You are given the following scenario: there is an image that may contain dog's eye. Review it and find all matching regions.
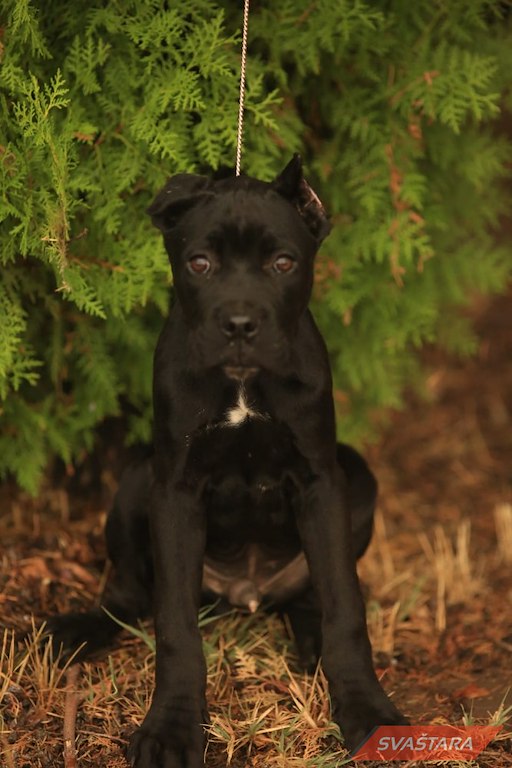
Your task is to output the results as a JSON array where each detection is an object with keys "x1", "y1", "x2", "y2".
[
  {"x1": 187, "y1": 254, "x2": 211, "y2": 275},
  {"x1": 272, "y1": 254, "x2": 296, "y2": 274}
]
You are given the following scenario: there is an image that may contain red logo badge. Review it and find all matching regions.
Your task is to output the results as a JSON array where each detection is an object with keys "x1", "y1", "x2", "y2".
[{"x1": 352, "y1": 725, "x2": 502, "y2": 762}]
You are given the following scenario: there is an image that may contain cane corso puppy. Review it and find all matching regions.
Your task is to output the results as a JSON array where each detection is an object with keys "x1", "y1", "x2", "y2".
[{"x1": 47, "y1": 155, "x2": 406, "y2": 767}]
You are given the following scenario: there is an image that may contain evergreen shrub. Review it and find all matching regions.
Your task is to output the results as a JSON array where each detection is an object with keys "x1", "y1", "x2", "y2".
[{"x1": 1, "y1": 1, "x2": 511, "y2": 492}]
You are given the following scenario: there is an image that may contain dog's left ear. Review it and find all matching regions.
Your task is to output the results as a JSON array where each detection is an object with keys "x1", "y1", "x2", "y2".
[
  {"x1": 272, "y1": 154, "x2": 331, "y2": 243},
  {"x1": 147, "y1": 174, "x2": 212, "y2": 234}
]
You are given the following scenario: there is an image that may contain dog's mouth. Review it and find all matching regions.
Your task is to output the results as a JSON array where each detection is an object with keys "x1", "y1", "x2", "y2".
[{"x1": 223, "y1": 365, "x2": 259, "y2": 382}]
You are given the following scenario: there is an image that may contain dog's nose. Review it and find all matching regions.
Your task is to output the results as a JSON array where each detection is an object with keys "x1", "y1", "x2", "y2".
[{"x1": 221, "y1": 314, "x2": 259, "y2": 340}]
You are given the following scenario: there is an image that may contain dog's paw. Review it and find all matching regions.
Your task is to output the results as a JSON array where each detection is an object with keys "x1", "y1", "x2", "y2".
[
  {"x1": 335, "y1": 693, "x2": 408, "y2": 754},
  {"x1": 294, "y1": 631, "x2": 321, "y2": 674},
  {"x1": 41, "y1": 610, "x2": 119, "y2": 662},
  {"x1": 126, "y1": 701, "x2": 206, "y2": 768}
]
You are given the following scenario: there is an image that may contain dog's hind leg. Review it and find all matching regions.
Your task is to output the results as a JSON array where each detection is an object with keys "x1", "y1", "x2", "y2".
[
  {"x1": 45, "y1": 459, "x2": 154, "y2": 660},
  {"x1": 337, "y1": 442, "x2": 377, "y2": 559},
  {"x1": 284, "y1": 444, "x2": 376, "y2": 671},
  {"x1": 282, "y1": 586, "x2": 322, "y2": 672}
]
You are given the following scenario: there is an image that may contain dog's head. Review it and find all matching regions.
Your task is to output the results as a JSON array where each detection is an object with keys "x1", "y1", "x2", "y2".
[{"x1": 148, "y1": 155, "x2": 331, "y2": 380}]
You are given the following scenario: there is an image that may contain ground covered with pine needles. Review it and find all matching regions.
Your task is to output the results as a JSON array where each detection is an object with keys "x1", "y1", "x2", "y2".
[{"x1": 1, "y1": 294, "x2": 512, "y2": 767}]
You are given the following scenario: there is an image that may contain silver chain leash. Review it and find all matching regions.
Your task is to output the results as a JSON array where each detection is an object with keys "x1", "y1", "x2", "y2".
[{"x1": 235, "y1": 0, "x2": 250, "y2": 176}]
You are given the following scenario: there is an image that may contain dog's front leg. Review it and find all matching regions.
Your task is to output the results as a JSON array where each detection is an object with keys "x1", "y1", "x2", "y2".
[
  {"x1": 296, "y1": 468, "x2": 406, "y2": 753},
  {"x1": 127, "y1": 479, "x2": 207, "y2": 768}
]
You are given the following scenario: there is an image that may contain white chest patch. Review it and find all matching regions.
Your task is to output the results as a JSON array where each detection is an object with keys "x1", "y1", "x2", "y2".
[{"x1": 225, "y1": 388, "x2": 262, "y2": 427}]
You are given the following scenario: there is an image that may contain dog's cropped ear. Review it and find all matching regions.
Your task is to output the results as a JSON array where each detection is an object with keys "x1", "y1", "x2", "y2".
[
  {"x1": 147, "y1": 174, "x2": 212, "y2": 234},
  {"x1": 272, "y1": 154, "x2": 331, "y2": 243}
]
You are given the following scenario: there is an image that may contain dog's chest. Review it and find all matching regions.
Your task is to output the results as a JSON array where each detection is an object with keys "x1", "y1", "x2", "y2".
[{"x1": 185, "y1": 387, "x2": 312, "y2": 610}]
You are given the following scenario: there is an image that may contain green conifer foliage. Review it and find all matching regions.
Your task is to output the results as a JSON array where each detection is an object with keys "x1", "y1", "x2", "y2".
[{"x1": 1, "y1": 1, "x2": 511, "y2": 491}]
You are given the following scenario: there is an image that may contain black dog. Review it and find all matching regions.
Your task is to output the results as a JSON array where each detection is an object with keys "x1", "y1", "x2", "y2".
[{"x1": 47, "y1": 156, "x2": 406, "y2": 766}]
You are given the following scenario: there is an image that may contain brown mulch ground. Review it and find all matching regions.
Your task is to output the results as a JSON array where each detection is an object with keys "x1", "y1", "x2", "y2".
[
  {"x1": 1, "y1": 292, "x2": 511, "y2": 767},
  {"x1": 364, "y1": 293, "x2": 512, "y2": 722}
]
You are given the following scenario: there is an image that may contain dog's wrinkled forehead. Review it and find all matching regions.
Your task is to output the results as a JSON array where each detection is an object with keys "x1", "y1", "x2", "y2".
[
  {"x1": 179, "y1": 185, "x2": 311, "y2": 254},
  {"x1": 147, "y1": 155, "x2": 331, "y2": 248}
]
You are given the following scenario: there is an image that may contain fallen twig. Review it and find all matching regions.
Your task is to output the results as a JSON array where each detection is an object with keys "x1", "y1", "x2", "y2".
[{"x1": 63, "y1": 663, "x2": 81, "y2": 768}]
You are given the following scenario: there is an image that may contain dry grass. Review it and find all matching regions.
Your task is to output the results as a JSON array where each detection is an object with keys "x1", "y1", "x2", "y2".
[
  {"x1": 1, "y1": 511, "x2": 510, "y2": 768},
  {"x1": 494, "y1": 504, "x2": 512, "y2": 565},
  {"x1": 418, "y1": 521, "x2": 484, "y2": 632}
]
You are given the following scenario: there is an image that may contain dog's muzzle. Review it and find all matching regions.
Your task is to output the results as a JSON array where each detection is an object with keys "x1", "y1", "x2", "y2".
[
  {"x1": 216, "y1": 307, "x2": 262, "y2": 380},
  {"x1": 223, "y1": 364, "x2": 259, "y2": 381}
]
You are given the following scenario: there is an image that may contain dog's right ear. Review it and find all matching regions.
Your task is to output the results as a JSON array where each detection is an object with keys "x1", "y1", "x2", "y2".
[{"x1": 147, "y1": 174, "x2": 212, "y2": 234}]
